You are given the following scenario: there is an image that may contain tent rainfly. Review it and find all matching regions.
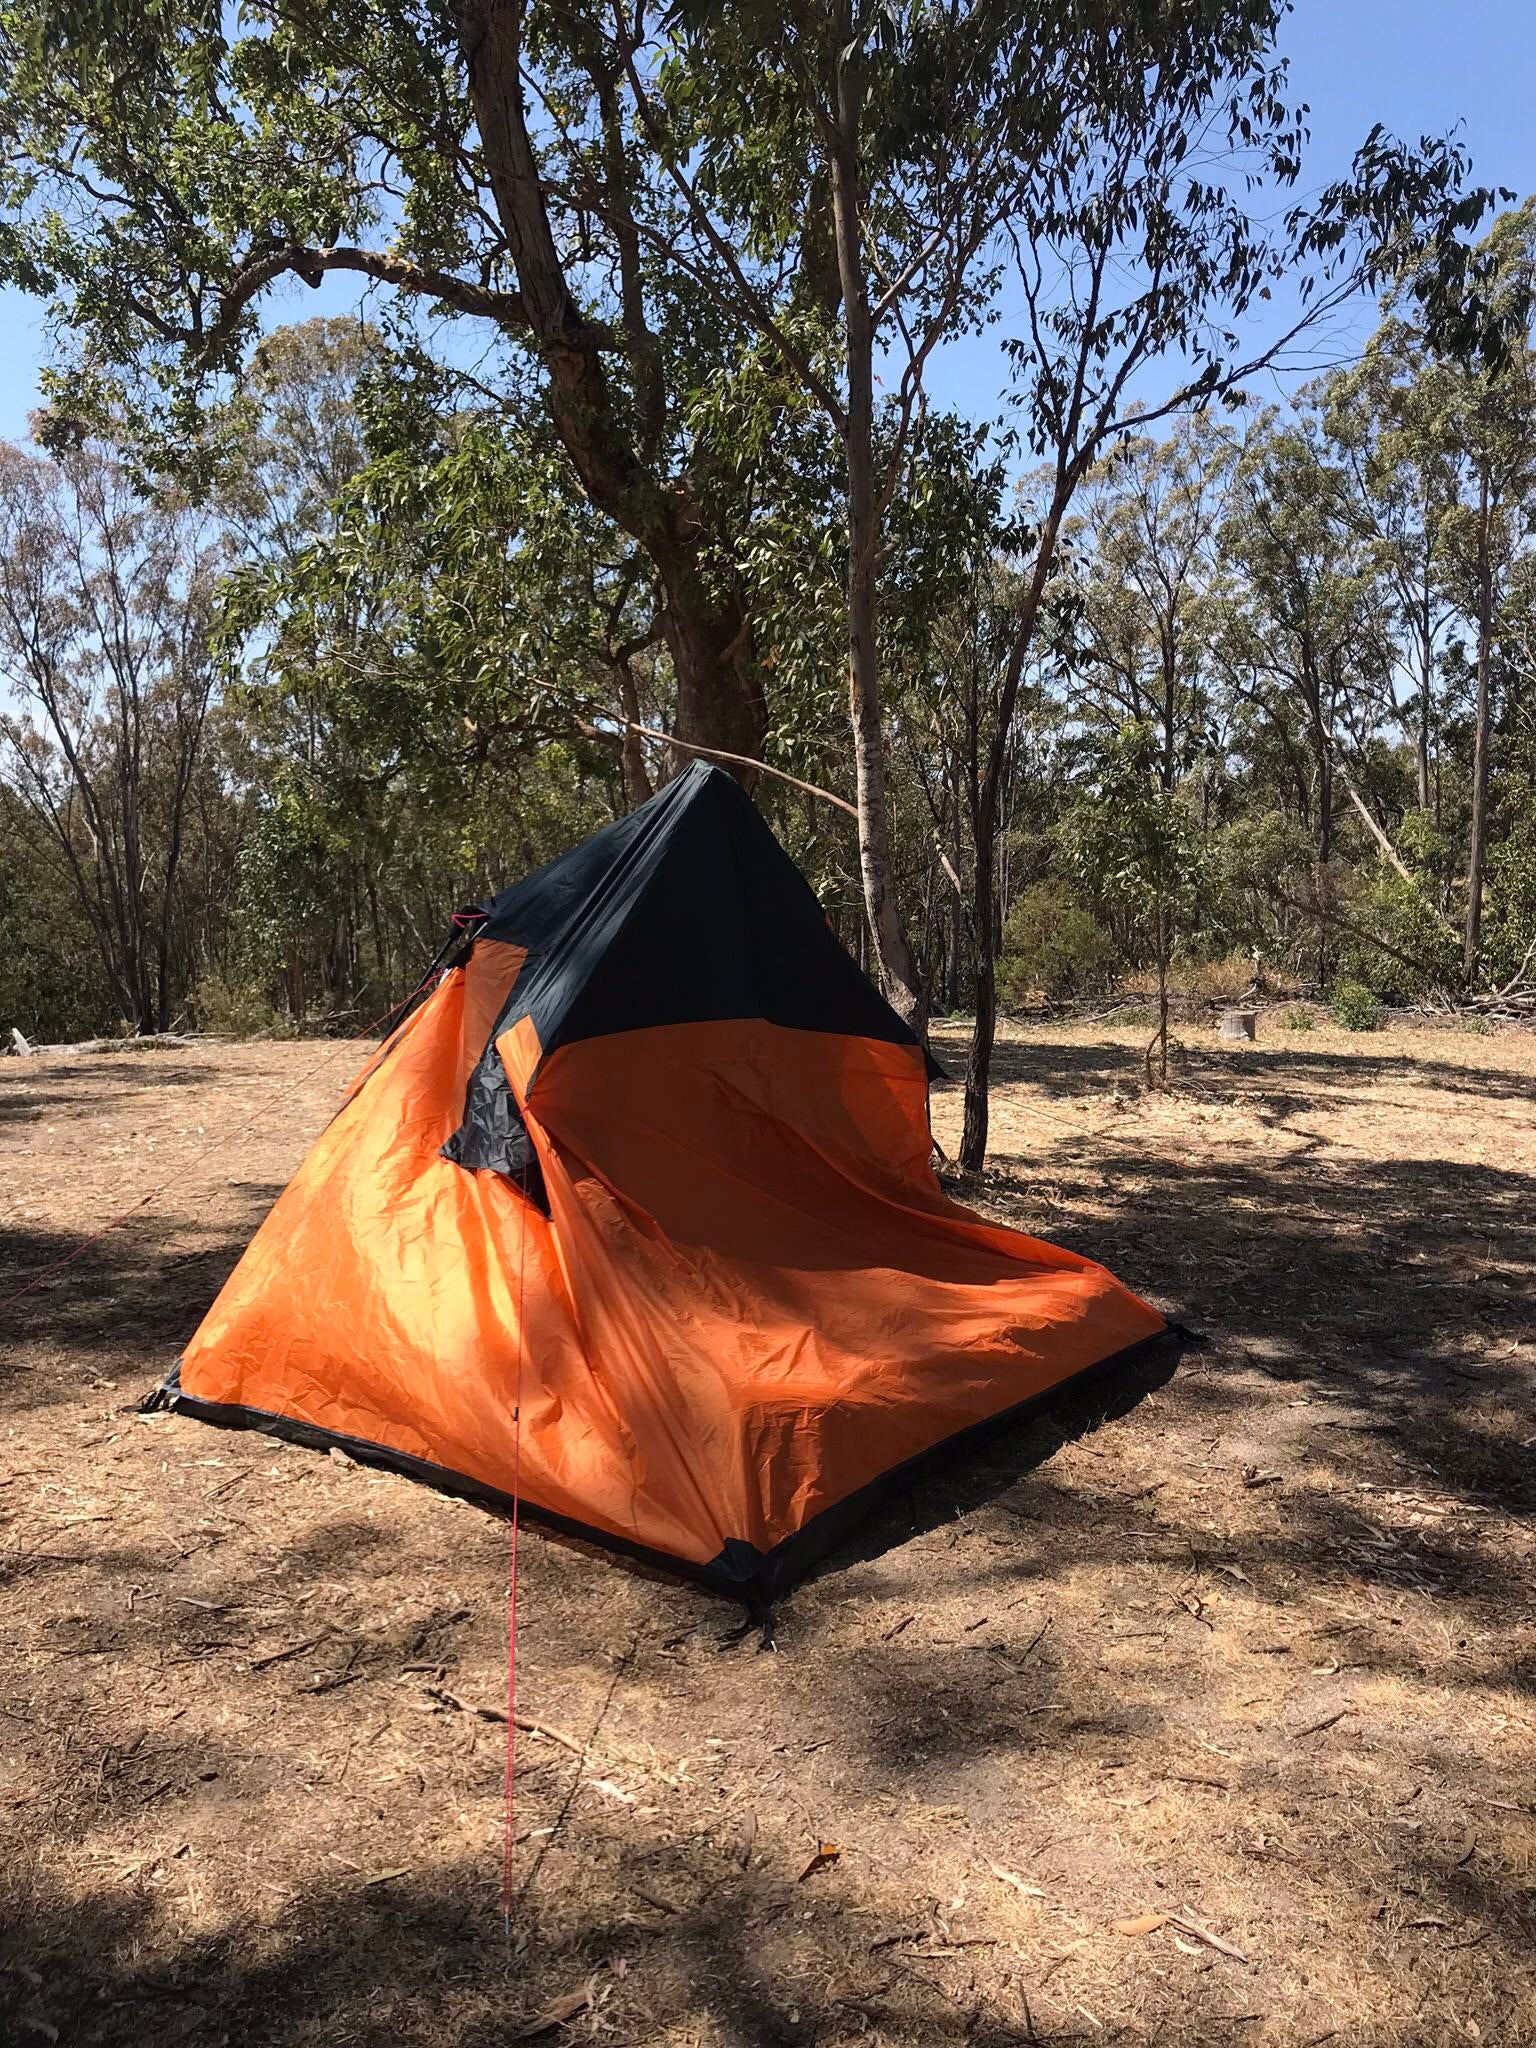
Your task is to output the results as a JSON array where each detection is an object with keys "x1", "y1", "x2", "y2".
[{"x1": 151, "y1": 763, "x2": 1168, "y2": 1605}]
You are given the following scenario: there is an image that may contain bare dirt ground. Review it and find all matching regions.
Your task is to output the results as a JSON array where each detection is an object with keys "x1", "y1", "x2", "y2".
[{"x1": 2, "y1": 1017, "x2": 1533, "y2": 2048}]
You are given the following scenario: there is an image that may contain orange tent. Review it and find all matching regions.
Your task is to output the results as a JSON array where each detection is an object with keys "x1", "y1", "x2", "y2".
[{"x1": 154, "y1": 764, "x2": 1166, "y2": 1604}]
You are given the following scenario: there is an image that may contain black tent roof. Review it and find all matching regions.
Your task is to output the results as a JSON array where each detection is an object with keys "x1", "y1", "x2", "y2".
[{"x1": 442, "y1": 762, "x2": 931, "y2": 1192}]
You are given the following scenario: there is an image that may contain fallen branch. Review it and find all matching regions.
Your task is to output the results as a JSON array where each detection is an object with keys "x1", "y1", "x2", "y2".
[
  {"x1": 1488, "y1": 932, "x2": 1536, "y2": 1001},
  {"x1": 6, "y1": 1030, "x2": 198, "y2": 1057},
  {"x1": 1169, "y1": 1905, "x2": 1250, "y2": 1963},
  {"x1": 525, "y1": 677, "x2": 857, "y2": 817},
  {"x1": 1320, "y1": 723, "x2": 1459, "y2": 939},
  {"x1": 1292, "y1": 1707, "x2": 1352, "y2": 1738},
  {"x1": 424, "y1": 1686, "x2": 681, "y2": 1783},
  {"x1": 1261, "y1": 883, "x2": 1448, "y2": 987},
  {"x1": 427, "y1": 1686, "x2": 584, "y2": 1754},
  {"x1": 249, "y1": 1633, "x2": 330, "y2": 1671}
]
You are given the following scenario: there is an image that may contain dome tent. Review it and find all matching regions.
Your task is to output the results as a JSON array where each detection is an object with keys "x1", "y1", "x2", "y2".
[{"x1": 153, "y1": 762, "x2": 1167, "y2": 1606}]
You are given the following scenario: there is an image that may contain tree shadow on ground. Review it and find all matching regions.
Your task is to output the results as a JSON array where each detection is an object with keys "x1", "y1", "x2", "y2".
[
  {"x1": 805, "y1": 1333, "x2": 1184, "y2": 1588},
  {"x1": 0, "y1": 1058, "x2": 224, "y2": 1124},
  {"x1": 929, "y1": 1138, "x2": 1532, "y2": 1516},
  {"x1": 930, "y1": 1029, "x2": 1536, "y2": 1109},
  {"x1": 0, "y1": 1196, "x2": 282, "y2": 1410},
  {"x1": 7, "y1": 1778, "x2": 1533, "y2": 2048},
  {"x1": 7, "y1": 1040, "x2": 1535, "y2": 2047}
]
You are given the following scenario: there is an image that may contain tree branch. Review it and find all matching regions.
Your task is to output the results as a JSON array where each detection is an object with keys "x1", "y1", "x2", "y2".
[
  {"x1": 199, "y1": 244, "x2": 540, "y2": 363},
  {"x1": 529, "y1": 677, "x2": 856, "y2": 815}
]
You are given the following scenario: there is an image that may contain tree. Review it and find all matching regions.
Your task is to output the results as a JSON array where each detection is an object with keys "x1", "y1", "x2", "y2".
[
  {"x1": 0, "y1": 441, "x2": 224, "y2": 1032},
  {"x1": 2, "y1": 0, "x2": 1503, "y2": 1045},
  {"x1": 1066, "y1": 721, "x2": 1207, "y2": 1090},
  {"x1": 1325, "y1": 324, "x2": 1463, "y2": 819},
  {"x1": 1430, "y1": 206, "x2": 1536, "y2": 976},
  {"x1": 1216, "y1": 409, "x2": 1449, "y2": 980},
  {"x1": 1066, "y1": 413, "x2": 1239, "y2": 793},
  {"x1": 0, "y1": 781, "x2": 114, "y2": 1040},
  {"x1": 219, "y1": 323, "x2": 637, "y2": 1017},
  {"x1": 0, "y1": 0, "x2": 774, "y2": 771},
  {"x1": 945, "y1": 26, "x2": 1504, "y2": 1165}
]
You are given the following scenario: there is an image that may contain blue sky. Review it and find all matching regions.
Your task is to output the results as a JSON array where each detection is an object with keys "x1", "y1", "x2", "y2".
[{"x1": 0, "y1": 0, "x2": 1531, "y2": 443}]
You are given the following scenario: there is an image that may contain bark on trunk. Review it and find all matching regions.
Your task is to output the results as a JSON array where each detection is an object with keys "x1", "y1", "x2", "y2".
[
  {"x1": 1303, "y1": 647, "x2": 1333, "y2": 989},
  {"x1": 613, "y1": 659, "x2": 657, "y2": 810},
  {"x1": 660, "y1": 587, "x2": 766, "y2": 781},
  {"x1": 958, "y1": 499, "x2": 1068, "y2": 1171},
  {"x1": 1464, "y1": 472, "x2": 1495, "y2": 981},
  {"x1": 1147, "y1": 901, "x2": 1170, "y2": 1091},
  {"x1": 849, "y1": 650, "x2": 924, "y2": 1024}
]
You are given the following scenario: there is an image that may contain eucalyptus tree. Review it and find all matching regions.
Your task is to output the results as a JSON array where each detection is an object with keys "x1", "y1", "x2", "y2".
[
  {"x1": 1217, "y1": 418, "x2": 1381, "y2": 864},
  {"x1": 1, "y1": 0, "x2": 1516, "y2": 1073},
  {"x1": 1065, "y1": 720, "x2": 1208, "y2": 1090},
  {"x1": 945, "y1": 30, "x2": 1504, "y2": 1165},
  {"x1": 220, "y1": 325, "x2": 650, "y2": 1011},
  {"x1": 1428, "y1": 205, "x2": 1536, "y2": 975},
  {"x1": 0, "y1": 441, "x2": 225, "y2": 1032},
  {"x1": 2, "y1": 0, "x2": 1504, "y2": 1042},
  {"x1": 0, "y1": 0, "x2": 780, "y2": 777},
  {"x1": 1065, "y1": 413, "x2": 1239, "y2": 793},
  {"x1": 1213, "y1": 410, "x2": 1451, "y2": 981},
  {"x1": 631, "y1": 0, "x2": 1200, "y2": 1022},
  {"x1": 1324, "y1": 328, "x2": 1463, "y2": 819},
  {"x1": 0, "y1": 0, "x2": 1036, "y2": 1022},
  {"x1": 633, "y1": 1, "x2": 1508, "y2": 1058}
]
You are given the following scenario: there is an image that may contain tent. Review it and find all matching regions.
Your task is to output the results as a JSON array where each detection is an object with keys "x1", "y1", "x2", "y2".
[{"x1": 153, "y1": 762, "x2": 1167, "y2": 1605}]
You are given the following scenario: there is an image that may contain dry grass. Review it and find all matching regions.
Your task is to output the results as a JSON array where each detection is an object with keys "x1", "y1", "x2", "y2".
[{"x1": 2, "y1": 1017, "x2": 1534, "y2": 2047}]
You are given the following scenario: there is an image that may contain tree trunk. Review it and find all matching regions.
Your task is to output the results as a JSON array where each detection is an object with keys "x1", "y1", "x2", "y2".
[
  {"x1": 1307, "y1": 658, "x2": 1332, "y2": 990},
  {"x1": 849, "y1": 653, "x2": 924, "y2": 1023},
  {"x1": 613, "y1": 657, "x2": 658, "y2": 809},
  {"x1": 946, "y1": 858, "x2": 964, "y2": 1011},
  {"x1": 958, "y1": 499, "x2": 1068, "y2": 1171},
  {"x1": 1150, "y1": 899, "x2": 1170, "y2": 1090},
  {"x1": 364, "y1": 862, "x2": 388, "y2": 996},
  {"x1": 1464, "y1": 470, "x2": 1495, "y2": 981},
  {"x1": 459, "y1": 0, "x2": 766, "y2": 777},
  {"x1": 658, "y1": 581, "x2": 766, "y2": 779},
  {"x1": 1159, "y1": 628, "x2": 1177, "y2": 792},
  {"x1": 824, "y1": 18, "x2": 924, "y2": 1028},
  {"x1": 1417, "y1": 580, "x2": 1434, "y2": 814},
  {"x1": 959, "y1": 819, "x2": 995, "y2": 1170}
]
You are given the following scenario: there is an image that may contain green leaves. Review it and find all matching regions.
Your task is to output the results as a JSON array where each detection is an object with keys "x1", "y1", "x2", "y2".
[{"x1": 1064, "y1": 720, "x2": 1211, "y2": 979}]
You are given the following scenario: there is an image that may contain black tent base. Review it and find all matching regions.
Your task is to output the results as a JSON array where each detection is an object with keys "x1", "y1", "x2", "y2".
[
  {"x1": 145, "y1": 1322, "x2": 1187, "y2": 1614},
  {"x1": 143, "y1": 1361, "x2": 755, "y2": 1604}
]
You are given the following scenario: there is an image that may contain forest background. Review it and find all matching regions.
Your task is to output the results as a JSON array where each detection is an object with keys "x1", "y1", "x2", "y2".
[{"x1": 2, "y1": 0, "x2": 1535, "y2": 1168}]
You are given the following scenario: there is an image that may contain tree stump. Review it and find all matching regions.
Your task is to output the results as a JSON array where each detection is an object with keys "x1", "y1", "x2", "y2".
[{"x1": 1219, "y1": 1009, "x2": 1256, "y2": 1042}]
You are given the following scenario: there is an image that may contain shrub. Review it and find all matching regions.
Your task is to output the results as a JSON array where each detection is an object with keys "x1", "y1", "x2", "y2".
[
  {"x1": 1483, "y1": 731, "x2": 1536, "y2": 989},
  {"x1": 1330, "y1": 980, "x2": 1385, "y2": 1032},
  {"x1": 1484, "y1": 855, "x2": 1536, "y2": 992},
  {"x1": 1339, "y1": 872, "x2": 1459, "y2": 1002},
  {"x1": 191, "y1": 971, "x2": 292, "y2": 1039},
  {"x1": 1280, "y1": 1004, "x2": 1315, "y2": 1031},
  {"x1": 1397, "y1": 807, "x2": 1455, "y2": 882},
  {"x1": 999, "y1": 880, "x2": 1117, "y2": 1003},
  {"x1": 1175, "y1": 949, "x2": 1258, "y2": 1001}
]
